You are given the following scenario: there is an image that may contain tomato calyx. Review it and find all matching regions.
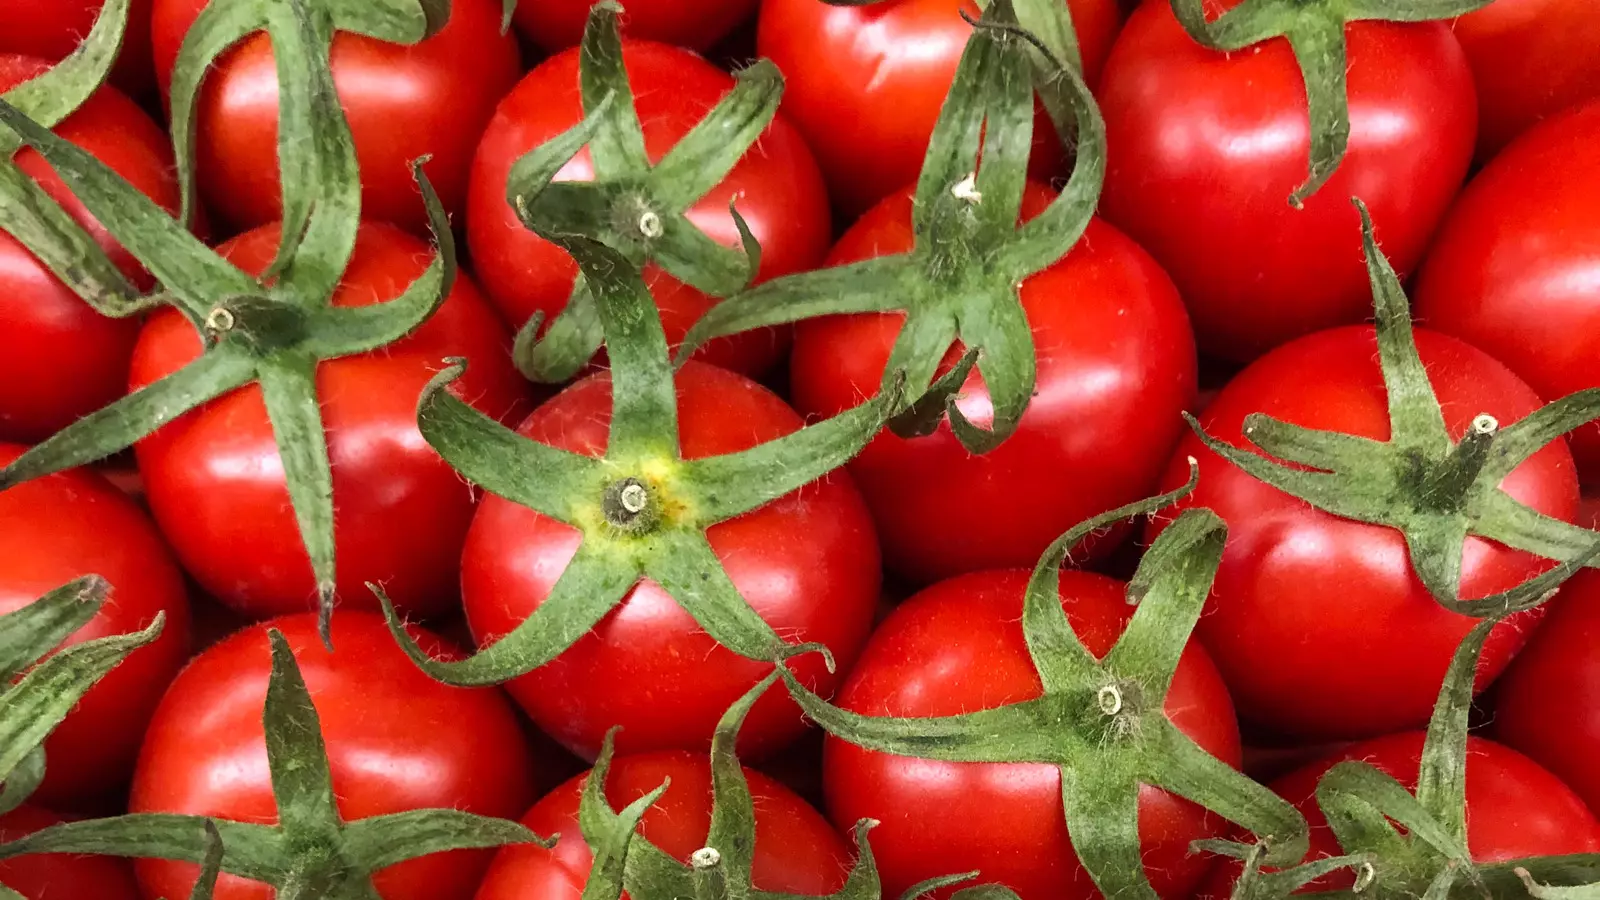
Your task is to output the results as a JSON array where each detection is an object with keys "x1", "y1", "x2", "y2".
[
  {"x1": 777, "y1": 467, "x2": 1315, "y2": 899},
  {"x1": 1186, "y1": 199, "x2": 1600, "y2": 617},
  {"x1": 373, "y1": 235, "x2": 903, "y2": 684},
  {"x1": 677, "y1": 0, "x2": 1105, "y2": 455}
]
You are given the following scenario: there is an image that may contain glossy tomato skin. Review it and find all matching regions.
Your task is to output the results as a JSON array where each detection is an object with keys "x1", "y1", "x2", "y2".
[
  {"x1": 129, "y1": 221, "x2": 528, "y2": 621},
  {"x1": 510, "y1": 0, "x2": 758, "y2": 53},
  {"x1": 1098, "y1": 0, "x2": 1476, "y2": 362},
  {"x1": 149, "y1": 0, "x2": 520, "y2": 235},
  {"x1": 1148, "y1": 326, "x2": 1580, "y2": 743},
  {"x1": 466, "y1": 39, "x2": 830, "y2": 380},
  {"x1": 1195, "y1": 732, "x2": 1600, "y2": 896},
  {"x1": 0, "y1": 805, "x2": 141, "y2": 899},
  {"x1": 0, "y1": 0, "x2": 156, "y2": 98},
  {"x1": 130, "y1": 612, "x2": 539, "y2": 900},
  {"x1": 0, "y1": 443, "x2": 191, "y2": 809},
  {"x1": 0, "y1": 54, "x2": 179, "y2": 444},
  {"x1": 825, "y1": 568, "x2": 1241, "y2": 900},
  {"x1": 757, "y1": 0, "x2": 1124, "y2": 216},
  {"x1": 461, "y1": 360, "x2": 881, "y2": 762},
  {"x1": 1415, "y1": 102, "x2": 1600, "y2": 486},
  {"x1": 475, "y1": 751, "x2": 852, "y2": 899},
  {"x1": 788, "y1": 183, "x2": 1195, "y2": 585}
]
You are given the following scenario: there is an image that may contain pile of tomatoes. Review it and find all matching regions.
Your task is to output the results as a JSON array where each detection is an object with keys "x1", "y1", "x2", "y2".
[{"x1": 1, "y1": 0, "x2": 1598, "y2": 898}]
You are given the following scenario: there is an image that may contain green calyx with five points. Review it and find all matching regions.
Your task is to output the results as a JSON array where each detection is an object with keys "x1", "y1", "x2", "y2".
[
  {"x1": 1187, "y1": 198, "x2": 1600, "y2": 618},
  {"x1": 675, "y1": 0, "x2": 1105, "y2": 455},
  {"x1": 775, "y1": 470, "x2": 1314, "y2": 899},
  {"x1": 373, "y1": 234, "x2": 902, "y2": 683}
]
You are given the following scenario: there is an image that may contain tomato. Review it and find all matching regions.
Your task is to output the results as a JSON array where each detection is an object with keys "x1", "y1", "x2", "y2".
[
  {"x1": 0, "y1": 54, "x2": 179, "y2": 444},
  {"x1": 0, "y1": 805, "x2": 140, "y2": 899},
  {"x1": 461, "y1": 360, "x2": 881, "y2": 762},
  {"x1": 0, "y1": 0, "x2": 156, "y2": 99},
  {"x1": 148, "y1": 0, "x2": 520, "y2": 235},
  {"x1": 509, "y1": 0, "x2": 759, "y2": 53},
  {"x1": 1414, "y1": 102, "x2": 1600, "y2": 487},
  {"x1": 1097, "y1": 0, "x2": 1476, "y2": 362},
  {"x1": 475, "y1": 750, "x2": 852, "y2": 899},
  {"x1": 466, "y1": 39, "x2": 830, "y2": 380},
  {"x1": 129, "y1": 221, "x2": 528, "y2": 621},
  {"x1": 788, "y1": 183, "x2": 1195, "y2": 585},
  {"x1": 1195, "y1": 732, "x2": 1600, "y2": 896},
  {"x1": 823, "y1": 568, "x2": 1241, "y2": 900},
  {"x1": 0, "y1": 443, "x2": 191, "y2": 810},
  {"x1": 1148, "y1": 325, "x2": 1579, "y2": 743},
  {"x1": 129, "y1": 612, "x2": 539, "y2": 900}
]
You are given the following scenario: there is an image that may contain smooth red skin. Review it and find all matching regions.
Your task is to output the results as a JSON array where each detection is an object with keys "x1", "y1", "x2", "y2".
[
  {"x1": 788, "y1": 183, "x2": 1196, "y2": 585},
  {"x1": 0, "y1": 55, "x2": 179, "y2": 443},
  {"x1": 476, "y1": 751, "x2": 852, "y2": 899},
  {"x1": 466, "y1": 39, "x2": 831, "y2": 380},
  {"x1": 0, "y1": 805, "x2": 141, "y2": 899},
  {"x1": 130, "y1": 612, "x2": 538, "y2": 900},
  {"x1": 1453, "y1": 0, "x2": 1600, "y2": 160},
  {"x1": 1414, "y1": 102, "x2": 1600, "y2": 486},
  {"x1": 1148, "y1": 326, "x2": 1580, "y2": 742},
  {"x1": 0, "y1": 0, "x2": 156, "y2": 97},
  {"x1": 149, "y1": 0, "x2": 520, "y2": 235},
  {"x1": 0, "y1": 443, "x2": 191, "y2": 809},
  {"x1": 462, "y1": 361, "x2": 881, "y2": 762},
  {"x1": 129, "y1": 221, "x2": 528, "y2": 621},
  {"x1": 825, "y1": 569, "x2": 1242, "y2": 900},
  {"x1": 1195, "y1": 732, "x2": 1600, "y2": 896},
  {"x1": 511, "y1": 0, "x2": 758, "y2": 52},
  {"x1": 1097, "y1": 0, "x2": 1476, "y2": 362}
]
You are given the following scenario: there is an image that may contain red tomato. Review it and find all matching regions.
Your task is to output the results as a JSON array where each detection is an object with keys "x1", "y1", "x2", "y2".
[
  {"x1": 461, "y1": 360, "x2": 881, "y2": 762},
  {"x1": 129, "y1": 221, "x2": 528, "y2": 621},
  {"x1": 0, "y1": 805, "x2": 141, "y2": 899},
  {"x1": 757, "y1": 0, "x2": 1125, "y2": 216},
  {"x1": 0, "y1": 54, "x2": 179, "y2": 444},
  {"x1": 1148, "y1": 325, "x2": 1579, "y2": 743},
  {"x1": 475, "y1": 750, "x2": 852, "y2": 899},
  {"x1": 509, "y1": 0, "x2": 759, "y2": 53},
  {"x1": 466, "y1": 39, "x2": 830, "y2": 380},
  {"x1": 1097, "y1": 0, "x2": 1476, "y2": 362},
  {"x1": 129, "y1": 612, "x2": 539, "y2": 900},
  {"x1": 823, "y1": 568, "x2": 1241, "y2": 900},
  {"x1": 148, "y1": 0, "x2": 520, "y2": 234},
  {"x1": 0, "y1": 0, "x2": 156, "y2": 98},
  {"x1": 1195, "y1": 732, "x2": 1600, "y2": 896},
  {"x1": 788, "y1": 183, "x2": 1195, "y2": 585},
  {"x1": 1414, "y1": 102, "x2": 1600, "y2": 486},
  {"x1": 0, "y1": 443, "x2": 191, "y2": 809}
]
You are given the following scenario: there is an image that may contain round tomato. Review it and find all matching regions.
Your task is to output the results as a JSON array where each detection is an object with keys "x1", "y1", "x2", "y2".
[
  {"x1": 149, "y1": 0, "x2": 520, "y2": 235},
  {"x1": 823, "y1": 568, "x2": 1241, "y2": 900},
  {"x1": 0, "y1": 805, "x2": 140, "y2": 899},
  {"x1": 0, "y1": 0, "x2": 156, "y2": 98},
  {"x1": 130, "y1": 220, "x2": 528, "y2": 621},
  {"x1": 757, "y1": 0, "x2": 1125, "y2": 216},
  {"x1": 0, "y1": 54, "x2": 179, "y2": 444},
  {"x1": 788, "y1": 183, "x2": 1195, "y2": 585},
  {"x1": 1148, "y1": 325, "x2": 1579, "y2": 743},
  {"x1": 0, "y1": 443, "x2": 191, "y2": 809},
  {"x1": 466, "y1": 38, "x2": 830, "y2": 380},
  {"x1": 509, "y1": 0, "x2": 759, "y2": 53},
  {"x1": 475, "y1": 750, "x2": 852, "y2": 899},
  {"x1": 1097, "y1": 0, "x2": 1476, "y2": 362},
  {"x1": 1414, "y1": 101, "x2": 1600, "y2": 487},
  {"x1": 129, "y1": 612, "x2": 539, "y2": 900},
  {"x1": 461, "y1": 360, "x2": 881, "y2": 762}
]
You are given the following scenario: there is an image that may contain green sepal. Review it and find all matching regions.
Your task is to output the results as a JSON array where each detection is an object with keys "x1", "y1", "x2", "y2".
[
  {"x1": 190, "y1": 820, "x2": 226, "y2": 900},
  {"x1": 1191, "y1": 838, "x2": 1374, "y2": 899}
]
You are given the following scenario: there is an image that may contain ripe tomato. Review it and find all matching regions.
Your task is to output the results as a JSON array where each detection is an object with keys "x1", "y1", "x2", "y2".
[
  {"x1": 148, "y1": 0, "x2": 520, "y2": 235},
  {"x1": 823, "y1": 568, "x2": 1241, "y2": 900},
  {"x1": 130, "y1": 612, "x2": 539, "y2": 900},
  {"x1": 1414, "y1": 102, "x2": 1600, "y2": 486},
  {"x1": 509, "y1": 0, "x2": 759, "y2": 53},
  {"x1": 466, "y1": 38, "x2": 830, "y2": 380},
  {"x1": 1097, "y1": 0, "x2": 1476, "y2": 362},
  {"x1": 475, "y1": 750, "x2": 852, "y2": 899},
  {"x1": 461, "y1": 360, "x2": 881, "y2": 762},
  {"x1": 129, "y1": 221, "x2": 528, "y2": 621},
  {"x1": 0, "y1": 54, "x2": 179, "y2": 444},
  {"x1": 0, "y1": 443, "x2": 191, "y2": 809},
  {"x1": 0, "y1": 805, "x2": 140, "y2": 899},
  {"x1": 1195, "y1": 732, "x2": 1600, "y2": 896},
  {"x1": 788, "y1": 183, "x2": 1195, "y2": 585},
  {"x1": 1148, "y1": 325, "x2": 1579, "y2": 743},
  {"x1": 0, "y1": 0, "x2": 156, "y2": 99},
  {"x1": 757, "y1": 0, "x2": 1125, "y2": 216}
]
